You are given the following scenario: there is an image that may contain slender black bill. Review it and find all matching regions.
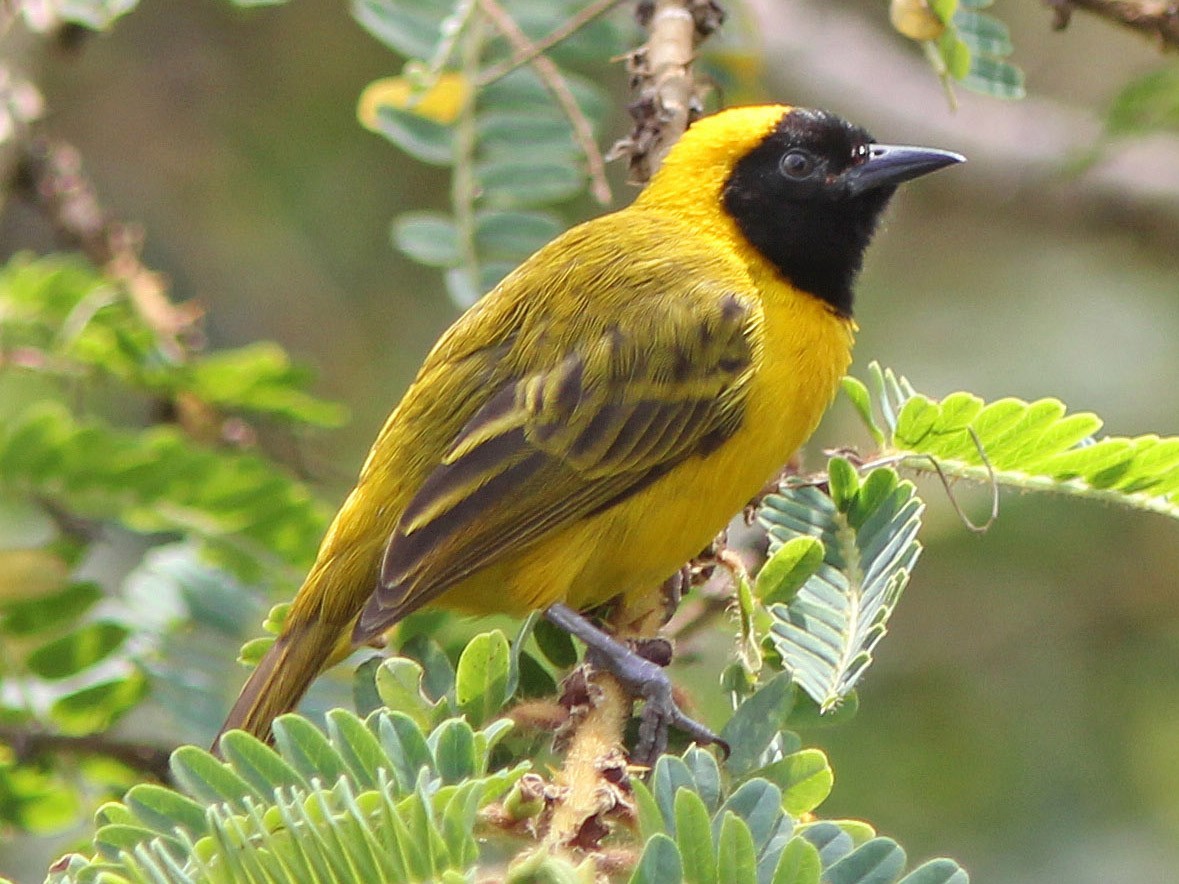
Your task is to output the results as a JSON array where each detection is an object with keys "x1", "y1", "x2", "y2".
[{"x1": 845, "y1": 144, "x2": 965, "y2": 196}]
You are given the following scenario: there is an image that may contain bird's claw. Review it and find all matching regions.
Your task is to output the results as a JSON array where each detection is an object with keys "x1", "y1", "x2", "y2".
[{"x1": 586, "y1": 645, "x2": 728, "y2": 767}]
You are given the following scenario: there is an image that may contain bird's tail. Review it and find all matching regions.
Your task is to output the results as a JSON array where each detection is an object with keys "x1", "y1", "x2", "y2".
[{"x1": 213, "y1": 617, "x2": 350, "y2": 754}]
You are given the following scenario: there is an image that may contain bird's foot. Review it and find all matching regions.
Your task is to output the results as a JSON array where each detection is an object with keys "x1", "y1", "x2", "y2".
[{"x1": 545, "y1": 603, "x2": 729, "y2": 767}]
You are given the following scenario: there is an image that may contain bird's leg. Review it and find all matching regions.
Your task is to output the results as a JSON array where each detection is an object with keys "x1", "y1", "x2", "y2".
[{"x1": 544, "y1": 603, "x2": 728, "y2": 765}]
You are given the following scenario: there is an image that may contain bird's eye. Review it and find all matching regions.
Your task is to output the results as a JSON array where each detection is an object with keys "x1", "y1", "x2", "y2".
[{"x1": 779, "y1": 150, "x2": 816, "y2": 179}]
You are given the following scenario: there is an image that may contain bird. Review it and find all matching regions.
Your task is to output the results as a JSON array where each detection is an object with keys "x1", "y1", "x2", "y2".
[{"x1": 216, "y1": 103, "x2": 962, "y2": 760}]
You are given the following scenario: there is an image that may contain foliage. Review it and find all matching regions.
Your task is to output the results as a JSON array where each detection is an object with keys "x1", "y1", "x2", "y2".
[
  {"x1": 891, "y1": 0, "x2": 1024, "y2": 103},
  {"x1": 845, "y1": 363, "x2": 1179, "y2": 520},
  {"x1": 2, "y1": 0, "x2": 1176, "y2": 881},
  {"x1": 47, "y1": 635, "x2": 969, "y2": 884},
  {"x1": 354, "y1": 0, "x2": 628, "y2": 307},
  {"x1": 0, "y1": 251, "x2": 336, "y2": 836},
  {"x1": 1107, "y1": 64, "x2": 1179, "y2": 137}
]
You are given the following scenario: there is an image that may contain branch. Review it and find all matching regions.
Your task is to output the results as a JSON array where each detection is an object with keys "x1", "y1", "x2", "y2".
[
  {"x1": 0, "y1": 723, "x2": 174, "y2": 784},
  {"x1": 1045, "y1": 0, "x2": 1179, "y2": 51}
]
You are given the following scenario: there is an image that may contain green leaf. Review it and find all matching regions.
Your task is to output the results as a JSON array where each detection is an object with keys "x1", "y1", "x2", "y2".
[
  {"x1": 630, "y1": 833, "x2": 684, "y2": 884},
  {"x1": 873, "y1": 368, "x2": 1179, "y2": 520},
  {"x1": 929, "y1": 0, "x2": 958, "y2": 23},
  {"x1": 516, "y1": 650, "x2": 558, "y2": 698},
  {"x1": 375, "y1": 656, "x2": 445, "y2": 729},
  {"x1": 532, "y1": 617, "x2": 578, "y2": 668},
  {"x1": 827, "y1": 457, "x2": 859, "y2": 512},
  {"x1": 327, "y1": 708, "x2": 386, "y2": 790},
  {"x1": 898, "y1": 858, "x2": 970, "y2": 884},
  {"x1": 652, "y1": 755, "x2": 697, "y2": 832},
  {"x1": 375, "y1": 711, "x2": 434, "y2": 794},
  {"x1": 961, "y1": 55, "x2": 1025, "y2": 99},
  {"x1": 188, "y1": 342, "x2": 347, "y2": 426},
  {"x1": 373, "y1": 105, "x2": 454, "y2": 165},
  {"x1": 936, "y1": 32, "x2": 971, "y2": 80},
  {"x1": 49, "y1": 672, "x2": 147, "y2": 735},
  {"x1": 674, "y1": 789, "x2": 718, "y2": 884},
  {"x1": 445, "y1": 266, "x2": 480, "y2": 307},
  {"x1": 455, "y1": 629, "x2": 511, "y2": 726},
  {"x1": 0, "y1": 403, "x2": 330, "y2": 579},
  {"x1": 481, "y1": 67, "x2": 609, "y2": 122},
  {"x1": 721, "y1": 673, "x2": 795, "y2": 777},
  {"x1": 169, "y1": 745, "x2": 262, "y2": 807},
  {"x1": 429, "y1": 718, "x2": 477, "y2": 784},
  {"x1": 353, "y1": 655, "x2": 384, "y2": 717},
  {"x1": 716, "y1": 812, "x2": 758, "y2": 884},
  {"x1": 218, "y1": 729, "x2": 310, "y2": 795},
  {"x1": 800, "y1": 821, "x2": 854, "y2": 867},
  {"x1": 123, "y1": 784, "x2": 208, "y2": 838},
  {"x1": 26, "y1": 621, "x2": 130, "y2": 679},
  {"x1": 0, "y1": 581, "x2": 102, "y2": 636},
  {"x1": 716, "y1": 779, "x2": 788, "y2": 856},
  {"x1": 476, "y1": 110, "x2": 578, "y2": 157},
  {"x1": 771, "y1": 836, "x2": 823, "y2": 884},
  {"x1": 682, "y1": 746, "x2": 722, "y2": 812},
  {"x1": 272, "y1": 714, "x2": 348, "y2": 784},
  {"x1": 631, "y1": 779, "x2": 665, "y2": 844},
  {"x1": 824, "y1": 837, "x2": 907, "y2": 884},
  {"x1": 400, "y1": 633, "x2": 457, "y2": 701},
  {"x1": 392, "y1": 211, "x2": 461, "y2": 267},
  {"x1": 95, "y1": 823, "x2": 182, "y2": 861},
  {"x1": 755, "y1": 749, "x2": 833, "y2": 816},
  {"x1": 475, "y1": 210, "x2": 563, "y2": 260},
  {"x1": 1107, "y1": 66, "x2": 1179, "y2": 136},
  {"x1": 952, "y1": 10, "x2": 1012, "y2": 55},
  {"x1": 756, "y1": 537, "x2": 824, "y2": 607},
  {"x1": 786, "y1": 689, "x2": 859, "y2": 730},
  {"x1": 758, "y1": 469, "x2": 922, "y2": 710},
  {"x1": 841, "y1": 376, "x2": 884, "y2": 445},
  {"x1": 476, "y1": 160, "x2": 584, "y2": 208},
  {"x1": 352, "y1": 0, "x2": 450, "y2": 60}
]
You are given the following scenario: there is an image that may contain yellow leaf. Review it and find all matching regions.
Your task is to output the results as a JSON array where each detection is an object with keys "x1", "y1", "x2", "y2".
[
  {"x1": 889, "y1": 0, "x2": 946, "y2": 42},
  {"x1": 357, "y1": 72, "x2": 469, "y2": 130}
]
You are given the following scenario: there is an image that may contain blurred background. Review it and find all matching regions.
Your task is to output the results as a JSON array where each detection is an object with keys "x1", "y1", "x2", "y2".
[{"x1": 2, "y1": 0, "x2": 1178, "y2": 880}]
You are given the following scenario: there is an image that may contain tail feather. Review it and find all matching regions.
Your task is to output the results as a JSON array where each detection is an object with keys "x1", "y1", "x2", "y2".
[{"x1": 213, "y1": 619, "x2": 346, "y2": 754}]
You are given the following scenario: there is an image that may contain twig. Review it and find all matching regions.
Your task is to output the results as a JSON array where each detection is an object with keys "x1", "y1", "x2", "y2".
[
  {"x1": 610, "y1": 0, "x2": 725, "y2": 183},
  {"x1": 14, "y1": 137, "x2": 204, "y2": 363},
  {"x1": 476, "y1": 0, "x2": 628, "y2": 86},
  {"x1": 0, "y1": 723, "x2": 174, "y2": 784},
  {"x1": 1044, "y1": 0, "x2": 1179, "y2": 51},
  {"x1": 544, "y1": 670, "x2": 632, "y2": 854},
  {"x1": 477, "y1": 0, "x2": 613, "y2": 205}
]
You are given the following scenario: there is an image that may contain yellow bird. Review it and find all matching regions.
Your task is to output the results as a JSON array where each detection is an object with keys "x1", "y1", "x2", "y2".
[{"x1": 217, "y1": 104, "x2": 961, "y2": 758}]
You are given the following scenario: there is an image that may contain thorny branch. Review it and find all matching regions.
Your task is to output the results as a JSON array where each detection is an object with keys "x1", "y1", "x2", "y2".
[
  {"x1": 610, "y1": 0, "x2": 726, "y2": 183},
  {"x1": 1044, "y1": 0, "x2": 1179, "y2": 51}
]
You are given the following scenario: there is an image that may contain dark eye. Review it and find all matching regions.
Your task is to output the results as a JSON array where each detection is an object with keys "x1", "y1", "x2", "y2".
[{"x1": 779, "y1": 150, "x2": 816, "y2": 179}]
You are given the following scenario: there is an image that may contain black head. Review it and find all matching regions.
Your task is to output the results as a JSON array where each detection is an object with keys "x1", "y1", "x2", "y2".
[{"x1": 722, "y1": 107, "x2": 963, "y2": 316}]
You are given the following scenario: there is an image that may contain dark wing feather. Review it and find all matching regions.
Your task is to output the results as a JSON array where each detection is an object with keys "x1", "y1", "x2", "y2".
[{"x1": 354, "y1": 290, "x2": 758, "y2": 641}]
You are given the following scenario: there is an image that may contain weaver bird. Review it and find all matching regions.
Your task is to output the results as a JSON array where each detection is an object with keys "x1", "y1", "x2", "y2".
[{"x1": 217, "y1": 104, "x2": 962, "y2": 760}]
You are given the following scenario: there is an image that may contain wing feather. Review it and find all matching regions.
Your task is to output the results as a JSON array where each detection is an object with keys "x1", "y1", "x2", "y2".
[{"x1": 354, "y1": 278, "x2": 761, "y2": 641}]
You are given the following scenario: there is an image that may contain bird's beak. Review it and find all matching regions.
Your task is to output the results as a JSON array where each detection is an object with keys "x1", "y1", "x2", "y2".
[{"x1": 844, "y1": 144, "x2": 965, "y2": 196}]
